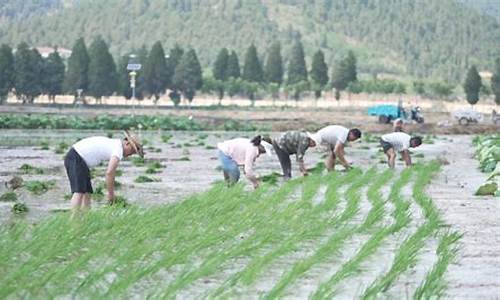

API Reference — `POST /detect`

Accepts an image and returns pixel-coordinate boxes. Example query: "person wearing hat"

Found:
[269,131,317,179]
[217,135,270,189]
[309,125,362,171]
[64,130,144,210]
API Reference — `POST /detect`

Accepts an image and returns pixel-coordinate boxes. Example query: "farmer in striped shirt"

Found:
[380,132,422,168]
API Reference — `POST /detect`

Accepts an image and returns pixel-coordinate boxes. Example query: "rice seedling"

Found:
[24,180,56,195]
[161,133,173,143]
[131,157,146,166]
[11,202,28,214]
[205,145,216,150]
[134,175,161,183]
[18,164,44,174]
[0,191,17,202]
[54,142,69,154]
[0,161,460,299]
[40,141,50,150]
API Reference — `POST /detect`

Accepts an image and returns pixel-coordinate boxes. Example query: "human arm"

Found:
[333,142,351,169]
[244,150,260,189]
[401,150,412,167]
[106,156,120,204]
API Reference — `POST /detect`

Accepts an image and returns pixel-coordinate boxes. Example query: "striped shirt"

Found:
[381,132,411,152]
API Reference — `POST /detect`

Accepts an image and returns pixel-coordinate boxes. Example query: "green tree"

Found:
[265,42,283,85]
[117,55,132,99]
[310,49,329,99]
[134,46,149,100]
[345,50,357,83]
[463,65,482,106]
[492,58,500,105]
[143,41,169,102]
[226,50,240,79]
[173,48,203,104]
[213,48,229,81]
[14,43,43,103]
[42,50,65,102]
[87,37,118,102]
[212,48,229,101]
[64,38,89,99]
[287,39,308,85]
[242,44,263,83]
[0,44,14,104]
[166,44,183,89]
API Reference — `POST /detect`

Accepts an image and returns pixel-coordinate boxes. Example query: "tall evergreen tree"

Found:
[287,40,308,85]
[42,50,65,102]
[0,44,14,104]
[310,49,329,99]
[265,42,283,85]
[64,38,89,98]
[242,44,263,83]
[14,43,43,103]
[134,45,149,100]
[345,50,357,83]
[143,41,169,101]
[491,58,500,105]
[213,48,229,81]
[117,55,132,99]
[226,50,240,79]
[87,37,118,102]
[463,65,482,106]
[166,44,183,90]
[173,48,203,103]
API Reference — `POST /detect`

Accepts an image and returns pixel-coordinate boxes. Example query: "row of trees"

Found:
[0,37,499,106]
[464,61,500,106]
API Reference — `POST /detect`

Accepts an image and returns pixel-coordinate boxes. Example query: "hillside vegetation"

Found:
[0,0,499,82]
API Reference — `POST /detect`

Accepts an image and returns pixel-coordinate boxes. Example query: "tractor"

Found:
[368,104,424,124]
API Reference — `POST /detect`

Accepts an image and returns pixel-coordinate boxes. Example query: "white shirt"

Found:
[217,138,260,176]
[381,132,411,152]
[73,137,123,167]
[314,125,349,148]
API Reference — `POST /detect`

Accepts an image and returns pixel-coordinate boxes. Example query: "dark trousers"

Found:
[273,141,292,179]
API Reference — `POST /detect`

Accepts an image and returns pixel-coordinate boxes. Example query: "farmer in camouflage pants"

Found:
[269,131,317,179]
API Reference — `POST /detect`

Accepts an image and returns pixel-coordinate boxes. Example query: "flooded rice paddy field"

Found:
[0,130,498,298]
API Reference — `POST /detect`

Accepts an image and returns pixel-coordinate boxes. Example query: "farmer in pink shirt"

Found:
[217,135,268,189]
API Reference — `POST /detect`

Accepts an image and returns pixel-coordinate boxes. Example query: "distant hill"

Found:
[459,0,500,21]
[0,0,499,82]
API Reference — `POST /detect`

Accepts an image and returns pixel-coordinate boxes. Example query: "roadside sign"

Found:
[127,63,142,71]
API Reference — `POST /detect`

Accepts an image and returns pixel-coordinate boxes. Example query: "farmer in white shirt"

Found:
[64,130,143,210]
[380,132,422,168]
[309,125,362,171]
[217,135,270,189]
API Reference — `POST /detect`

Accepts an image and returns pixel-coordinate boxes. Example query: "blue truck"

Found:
[367,104,424,124]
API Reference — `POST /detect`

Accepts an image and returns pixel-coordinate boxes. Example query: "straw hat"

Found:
[260,140,274,158]
[124,130,144,158]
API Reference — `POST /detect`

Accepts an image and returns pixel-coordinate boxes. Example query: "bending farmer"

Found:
[380,132,422,168]
[64,130,143,210]
[310,125,361,171]
[217,135,268,189]
[270,131,317,179]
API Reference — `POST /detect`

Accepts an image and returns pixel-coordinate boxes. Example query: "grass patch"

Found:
[24,180,56,195]
[11,202,28,214]
[18,164,44,175]
[0,192,18,202]
[134,175,161,183]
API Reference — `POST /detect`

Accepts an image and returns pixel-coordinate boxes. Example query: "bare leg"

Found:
[386,149,396,169]
[81,193,91,210]
[71,193,84,210]
[223,170,230,185]
[325,151,336,171]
